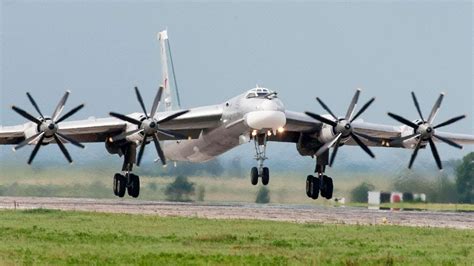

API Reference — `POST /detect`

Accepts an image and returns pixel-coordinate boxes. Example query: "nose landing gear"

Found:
[250,132,270,186]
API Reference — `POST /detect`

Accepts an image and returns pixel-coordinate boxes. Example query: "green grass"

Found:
[0,209,472,265]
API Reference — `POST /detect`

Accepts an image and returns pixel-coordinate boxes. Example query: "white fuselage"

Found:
[163,90,286,162]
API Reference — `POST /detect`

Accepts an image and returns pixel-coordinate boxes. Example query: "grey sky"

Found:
[1,1,472,164]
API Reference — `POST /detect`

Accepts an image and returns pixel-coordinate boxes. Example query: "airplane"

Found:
[1,30,473,200]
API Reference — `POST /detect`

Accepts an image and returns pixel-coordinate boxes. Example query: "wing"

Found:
[0,105,223,145]
[270,110,474,148]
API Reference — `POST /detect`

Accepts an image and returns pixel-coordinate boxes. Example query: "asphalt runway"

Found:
[0,196,472,229]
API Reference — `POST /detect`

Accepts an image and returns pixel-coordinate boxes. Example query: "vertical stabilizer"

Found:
[158,30,182,111]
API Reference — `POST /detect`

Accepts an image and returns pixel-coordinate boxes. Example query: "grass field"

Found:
[0,209,472,265]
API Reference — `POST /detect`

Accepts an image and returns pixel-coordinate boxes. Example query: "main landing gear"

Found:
[306,151,333,200]
[250,133,270,186]
[113,143,141,198]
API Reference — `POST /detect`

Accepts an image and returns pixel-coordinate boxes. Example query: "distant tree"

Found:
[456,152,474,203]
[196,185,206,202]
[229,156,243,178]
[393,171,458,203]
[350,182,375,203]
[165,176,195,202]
[256,186,270,204]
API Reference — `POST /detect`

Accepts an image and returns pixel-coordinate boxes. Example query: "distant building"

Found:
[368,191,426,205]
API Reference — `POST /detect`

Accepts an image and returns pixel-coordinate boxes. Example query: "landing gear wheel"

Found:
[310,176,320,199]
[127,173,140,198]
[113,173,126,198]
[261,167,269,185]
[306,175,313,198]
[306,175,319,199]
[320,175,333,200]
[250,167,258,185]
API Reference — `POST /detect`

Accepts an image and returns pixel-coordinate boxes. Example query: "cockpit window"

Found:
[246,88,277,99]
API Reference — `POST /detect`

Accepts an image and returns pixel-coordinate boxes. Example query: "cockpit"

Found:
[245,88,278,99]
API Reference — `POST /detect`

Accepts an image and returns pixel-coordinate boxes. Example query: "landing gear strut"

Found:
[306,151,333,200]
[113,143,141,198]
[250,133,270,186]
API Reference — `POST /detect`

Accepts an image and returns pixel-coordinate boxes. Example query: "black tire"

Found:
[311,176,319,200]
[250,167,258,185]
[323,175,333,200]
[306,175,313,198]
[261,167,269,186]
[127,174,140,198]
[116,174,126,198]
[113,173,121,196]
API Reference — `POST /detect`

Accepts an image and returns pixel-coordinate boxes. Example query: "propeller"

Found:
[305,89,376,167]
[109,86,189,166]
[12,91,85,164]
[388,92,465,170]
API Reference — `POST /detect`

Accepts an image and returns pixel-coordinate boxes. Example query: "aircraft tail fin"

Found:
[158,30,182,111]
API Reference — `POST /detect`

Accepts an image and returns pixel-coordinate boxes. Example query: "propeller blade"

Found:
[55,132,85,148]
[350,97,375,122]
[387,112,419,129]
[352,131,380,144]
[427,93,444,124]
[53,134,73,163]
[109,112,141,125]
[12,106,42,125]
[350,132,375,158]
[434,134,463,150]
[12,106,41,125]
[27,134,45,164]
[345,89,360,121]
[26,92,45,119]
[150,86,164,118]
[411,91,425,122]
[408,139,422,169]
[316,97,338,120]
[305,112,338,127]
[157,128,186,139]
[14,132,44,151]
[136,140,147,166]
[152,134,166,165]
[389,133,420,146]
[111,128,143,142]
[329,137,342,167]
[157,110,190,124]
[52,91,70,121]
[315,133,341,157]
[433,115,466,129]
[428,138,442,170]
[134,87,149,118]
[55,104,84,123]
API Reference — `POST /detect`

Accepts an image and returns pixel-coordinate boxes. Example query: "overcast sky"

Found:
[1,1,472,166]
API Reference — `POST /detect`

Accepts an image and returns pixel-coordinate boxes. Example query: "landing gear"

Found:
[306,175,319,199]
[306,151,334,200]
[251,167,258,185]
[127,173,140,198]
[250,133,270,186]
[113,143,141,198]
[113,173,126,197]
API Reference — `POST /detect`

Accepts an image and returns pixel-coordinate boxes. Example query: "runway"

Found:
[0,196,472,229]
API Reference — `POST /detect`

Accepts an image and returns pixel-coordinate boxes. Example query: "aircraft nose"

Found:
[259,99,283,111]
[245,110,286,131]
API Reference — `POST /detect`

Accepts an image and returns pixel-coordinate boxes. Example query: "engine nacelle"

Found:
[399,120,427,149]
[318,122,351,145]
[296,133,321,156]
[105,137,124,156]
